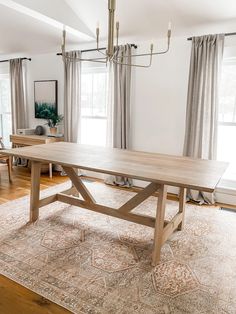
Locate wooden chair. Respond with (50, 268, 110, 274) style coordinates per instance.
(0, 137, 12, 183)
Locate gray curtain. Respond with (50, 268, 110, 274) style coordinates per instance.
(10, 58, 27, 134)
(183, 34, 225, 204)
(106, 44, 133, 187)
(63, 51, 81, 143)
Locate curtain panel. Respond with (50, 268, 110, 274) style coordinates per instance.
(183, 34, 225, 204)
(106, 44, 133, 187)
(63, 51, 81, 143)
(9, 58, 28, 134)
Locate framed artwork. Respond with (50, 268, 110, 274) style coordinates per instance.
(34, 80, 58, 119)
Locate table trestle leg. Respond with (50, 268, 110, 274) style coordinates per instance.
(152, 184, 167, 266)
(118, 182, 160, 213)
(177, 187, 186, 230)
(62, 166, 95, 203)
(30, 166, 186, 266)
(30, 161, 41, 222)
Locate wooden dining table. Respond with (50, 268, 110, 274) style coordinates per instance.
(2, 142, 228, 266)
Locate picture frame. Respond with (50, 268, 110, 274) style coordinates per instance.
(34, 80, 58, 119)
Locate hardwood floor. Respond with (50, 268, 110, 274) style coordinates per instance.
(0, 275, 71, 314)
(0, 165, 68, 204)
(0, 165, 71, 314)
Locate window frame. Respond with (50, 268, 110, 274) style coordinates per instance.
(217, 56, 236, 187)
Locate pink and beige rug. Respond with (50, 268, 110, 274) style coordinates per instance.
(0, 181, 236, 313)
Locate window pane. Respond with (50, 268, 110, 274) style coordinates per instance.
(218, 124, 236, 162)
(219, 62, 236, 123)
(93, 72, 107, 117)
(81, 73, 93, 116)
(217, 124, 236, 170)
(80, 66, 108, 147)
(0, 113, 11, 148)
(0, 76, 11, 147)
(80, 117, 107, 147)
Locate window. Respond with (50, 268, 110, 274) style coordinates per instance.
(0, 73, 11, 148)
(80, 65, 108, 147)
(217, 58, 236, 186)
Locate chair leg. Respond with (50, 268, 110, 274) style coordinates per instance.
(7, 157, 12, 183)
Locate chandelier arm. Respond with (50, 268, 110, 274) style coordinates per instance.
(62, 55, 107, 63)
(83, 57, 107, 60)
(115, 46, 170, 59)
(112, 60, 152, 68)
(114, 39, 170, 59)
(82, 59, 107, 64)
(97, 49, 108, 57)
(112, 53, 153, 68)
(139, 47, 170, 56)
(63, 56, 107, 61)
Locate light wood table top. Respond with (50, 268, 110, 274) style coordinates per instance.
(3, 142, 228, 192)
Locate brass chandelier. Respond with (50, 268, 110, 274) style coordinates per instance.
(61, 0, 172, 68)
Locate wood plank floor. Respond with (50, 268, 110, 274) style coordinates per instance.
(0, 275, 71, 314)
(0, 166, 71, 314)
(0, 165, 68, 204)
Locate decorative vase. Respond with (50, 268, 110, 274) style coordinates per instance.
(50, 127, 57, 135)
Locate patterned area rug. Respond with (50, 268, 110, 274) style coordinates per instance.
(0, 181, 236, 314)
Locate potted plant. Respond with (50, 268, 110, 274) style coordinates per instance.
(45, 113, 64, 135)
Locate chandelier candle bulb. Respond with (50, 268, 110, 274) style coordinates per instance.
(96, 23, 100, 49)
(168, 22, 172, 38)
(62, 29, 66, 48)
(116, 21, 119, 47)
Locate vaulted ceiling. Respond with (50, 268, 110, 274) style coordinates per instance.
(0, 0, 236, 57)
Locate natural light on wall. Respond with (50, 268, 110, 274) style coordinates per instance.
(0, 69, 11, 148)
(218, 57, 236, 187)
(80, 63, 109, 147)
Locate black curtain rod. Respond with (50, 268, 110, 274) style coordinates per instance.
(57, 44, 138, 56)
(0, 57, 31, 63)
(187, 32, 236, 41)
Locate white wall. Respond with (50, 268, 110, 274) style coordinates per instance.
(131, 37, 190, 156)
(26, 53, 64, 134)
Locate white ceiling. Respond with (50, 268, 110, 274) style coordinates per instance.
(67, 0, 236, 39)
(0, 0, 236, 57)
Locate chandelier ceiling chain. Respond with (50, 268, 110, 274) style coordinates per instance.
(61, 0, 172, 68)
